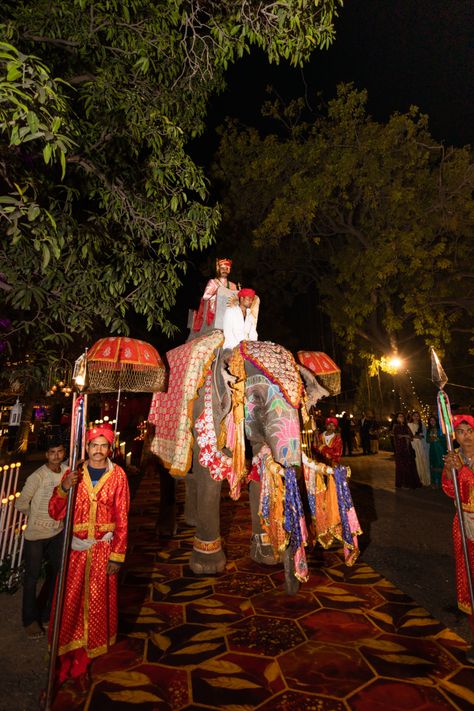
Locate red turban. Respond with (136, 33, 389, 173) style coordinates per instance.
(325, 417, 338, 428)
(86, 423, 115, 445)
(238, 288, 256, 298)
(217, 258, 232, 269)
(453, 414, 474, 431)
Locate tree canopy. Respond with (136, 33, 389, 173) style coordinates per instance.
(211, 84, 474, 363)
(0, 0, 342, 372)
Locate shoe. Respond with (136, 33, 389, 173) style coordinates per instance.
(25, 621, 45, 639)
(465, 645, 474, 665)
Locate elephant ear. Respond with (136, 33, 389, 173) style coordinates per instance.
(297, 365, 330, 407)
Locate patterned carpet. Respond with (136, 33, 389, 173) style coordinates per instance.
(53, 469, 474, 710)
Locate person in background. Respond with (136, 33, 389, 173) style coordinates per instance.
(408, 411, 430, 486)
(15, 440, 67, 639)
(426, 414, 447, 489)
(48, 423, 130, 690)
(392, 412, 421, 489)
(442, 414, 474, 664)
(340, 412, 353, 456)
(369, 418, 380, 454)
(359, 412, 372, 455)
(313, 417, 343, 467)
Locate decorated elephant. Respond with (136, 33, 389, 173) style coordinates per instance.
(146, 331, 329, 591)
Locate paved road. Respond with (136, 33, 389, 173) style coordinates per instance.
(3, 450, 471, 644)
(345, 452, 470, 642)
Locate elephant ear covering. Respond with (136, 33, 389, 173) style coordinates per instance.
(239, 341, 304, 408)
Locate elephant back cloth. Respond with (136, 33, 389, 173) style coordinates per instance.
(148, 330, 224, 476)
(237, 340, 304, 409)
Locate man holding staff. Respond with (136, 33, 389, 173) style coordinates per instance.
(48, 422, 130, 687)
(443, 414, 474, 664)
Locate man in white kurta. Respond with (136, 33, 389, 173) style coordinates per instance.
(223, 288, 258, 349)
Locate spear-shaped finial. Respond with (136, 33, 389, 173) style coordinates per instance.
(430, 347, 448, 390)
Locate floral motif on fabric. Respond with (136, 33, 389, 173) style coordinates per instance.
(240, 341, 304, 409)
(195, 372, 244, 501)
(148, 330, 224, 476)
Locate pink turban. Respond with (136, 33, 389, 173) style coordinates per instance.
(325, 417, 338, 428)
(86, 423, 115, 445)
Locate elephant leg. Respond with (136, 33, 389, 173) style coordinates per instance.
(158, 467, 177, 537)
(283, 548, 300, 595)
(184, 473, 197, 527)
(248, 481, 277, 566)
(189, 462, 226, 575)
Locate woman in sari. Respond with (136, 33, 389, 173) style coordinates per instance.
(393, 412, 421, 489)
(426, 415, 446, 489)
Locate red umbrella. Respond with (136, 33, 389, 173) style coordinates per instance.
(87, 337, 166, 393)
(86, 337, 166, 431)
(296, 351, 341, 396)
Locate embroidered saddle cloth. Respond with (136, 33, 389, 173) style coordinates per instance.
(239, 341, 304, 408)
(148, 330, 224, 476)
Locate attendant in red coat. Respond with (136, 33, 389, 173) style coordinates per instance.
(49, 423, 130, 686)
(442, 414, 474, 664)
(313, 417, 343, 466)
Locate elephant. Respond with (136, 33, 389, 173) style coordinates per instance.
(146, 335, 328, 592)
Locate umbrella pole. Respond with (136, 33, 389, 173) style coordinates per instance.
(43, 394, 87, 710)
(114, 386, 121, 441)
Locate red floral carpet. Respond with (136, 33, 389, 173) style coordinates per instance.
(53, 469, 474, 710)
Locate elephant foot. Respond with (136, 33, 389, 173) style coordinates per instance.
(190, 536, 226, 575)
(250, 533, 278, 566)
(283, 549, 300, 595)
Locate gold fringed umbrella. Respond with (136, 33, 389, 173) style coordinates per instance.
(85, 337, 166, 433)
(86, 337, 166, 393)
(296, 351, 341, 396)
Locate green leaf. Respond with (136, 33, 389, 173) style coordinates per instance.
(43, 143, 52, 164)
(27, 204, 41, 222)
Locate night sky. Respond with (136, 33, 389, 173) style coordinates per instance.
(203, 0, 474, 152)
(165, 0, 474, 361)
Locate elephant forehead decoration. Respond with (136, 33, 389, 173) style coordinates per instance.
(239, 341, 304, 408)
(245, 375, 301, 467)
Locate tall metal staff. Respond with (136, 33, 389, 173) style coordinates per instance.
(431, 347, 474, 618)
(43, 354, 88, 711)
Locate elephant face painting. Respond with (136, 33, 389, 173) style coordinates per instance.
(245, 374, 301, 467)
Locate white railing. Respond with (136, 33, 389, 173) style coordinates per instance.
(0, 462, 26, 587)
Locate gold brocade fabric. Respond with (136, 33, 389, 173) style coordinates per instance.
(228, 347, 247, 484)
(258, 448, 288, 555)
(48, 464, 130, 658)
(315, 474, 342, 549)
